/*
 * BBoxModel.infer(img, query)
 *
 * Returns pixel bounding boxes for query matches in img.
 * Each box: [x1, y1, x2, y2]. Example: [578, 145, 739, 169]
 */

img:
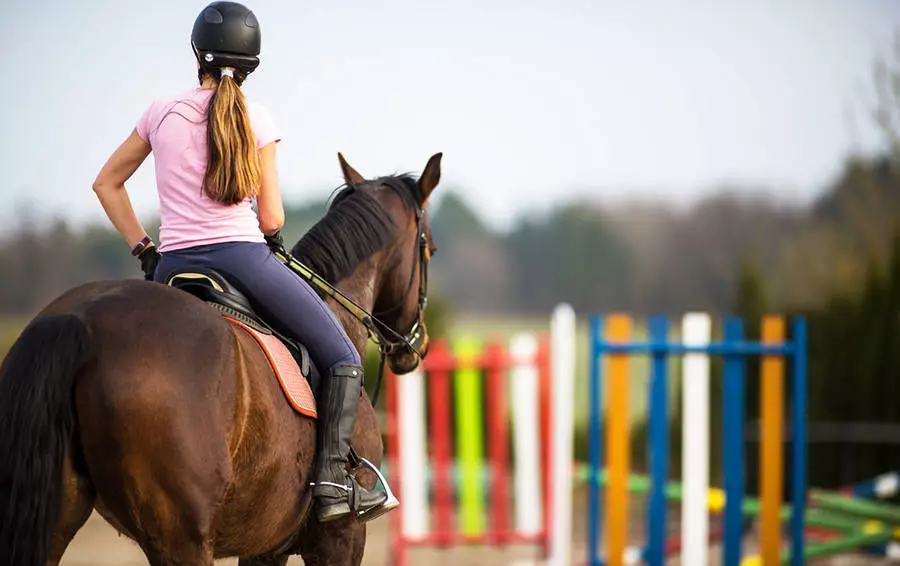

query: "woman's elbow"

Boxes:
[92, 175, 117, 195]
[259, 212, 285, 235]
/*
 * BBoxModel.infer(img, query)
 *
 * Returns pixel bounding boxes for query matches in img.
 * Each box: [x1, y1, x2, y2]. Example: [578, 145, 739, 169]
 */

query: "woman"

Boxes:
[91, 1, 389, 523]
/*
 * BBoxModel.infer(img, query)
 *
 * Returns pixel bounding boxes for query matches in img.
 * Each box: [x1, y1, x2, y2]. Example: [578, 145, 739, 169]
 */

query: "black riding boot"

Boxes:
[312, 364, 389, 522]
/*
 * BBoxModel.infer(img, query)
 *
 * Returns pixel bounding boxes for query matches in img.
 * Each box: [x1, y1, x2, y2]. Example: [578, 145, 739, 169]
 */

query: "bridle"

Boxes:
[272, 202, 430, 404]
[366, 205, 429, 404]
[372, 206, 429, 357]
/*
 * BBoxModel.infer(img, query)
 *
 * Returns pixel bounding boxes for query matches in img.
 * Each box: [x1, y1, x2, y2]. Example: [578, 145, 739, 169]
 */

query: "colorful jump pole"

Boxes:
[386, 304, 575, 566]
[722, 317, 746, 566]
[587, 313, 807, 566]
[681, 313, 712, 566]
[842, 471, 900, 500]
[549, 303, 577, 566]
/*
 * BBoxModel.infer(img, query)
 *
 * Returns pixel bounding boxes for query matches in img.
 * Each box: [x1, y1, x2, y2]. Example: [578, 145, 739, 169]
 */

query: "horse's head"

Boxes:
[336, 152, 441, 374]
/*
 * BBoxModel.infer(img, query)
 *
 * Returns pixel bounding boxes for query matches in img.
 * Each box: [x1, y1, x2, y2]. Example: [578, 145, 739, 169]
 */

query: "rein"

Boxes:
[272, 206, 429, 406]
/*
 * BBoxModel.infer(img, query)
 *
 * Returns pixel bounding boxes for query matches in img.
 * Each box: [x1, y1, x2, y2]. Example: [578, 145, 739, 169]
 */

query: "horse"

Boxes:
[0, 152, 442, 566]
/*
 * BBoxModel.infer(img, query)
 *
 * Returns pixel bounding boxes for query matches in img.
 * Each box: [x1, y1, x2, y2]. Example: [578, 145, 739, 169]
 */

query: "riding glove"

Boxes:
[137, 246, 161, 281]
[265, 231, 286, 255]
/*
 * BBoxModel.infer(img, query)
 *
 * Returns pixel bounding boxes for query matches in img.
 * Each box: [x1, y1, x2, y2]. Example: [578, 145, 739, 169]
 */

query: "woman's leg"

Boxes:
[156, 242, 359, 371]
[155, 242, 387, 521]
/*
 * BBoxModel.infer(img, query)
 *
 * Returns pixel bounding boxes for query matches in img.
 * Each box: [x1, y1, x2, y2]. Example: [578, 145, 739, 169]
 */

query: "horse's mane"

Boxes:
[290, 174, 422, 284]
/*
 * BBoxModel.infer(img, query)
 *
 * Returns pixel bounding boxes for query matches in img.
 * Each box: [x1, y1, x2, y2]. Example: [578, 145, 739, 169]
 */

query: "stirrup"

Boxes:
[350, 452, 400, 521]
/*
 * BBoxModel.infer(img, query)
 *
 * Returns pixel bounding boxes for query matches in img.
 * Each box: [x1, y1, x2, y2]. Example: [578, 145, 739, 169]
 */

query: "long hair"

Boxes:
[202, 68, 261, 205]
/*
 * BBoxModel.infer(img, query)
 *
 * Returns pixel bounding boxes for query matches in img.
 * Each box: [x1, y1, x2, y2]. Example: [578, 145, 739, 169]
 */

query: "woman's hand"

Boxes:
[93, 129, 152, 250]
[264, 230, 285, 254]
[137, 245, 161, 281]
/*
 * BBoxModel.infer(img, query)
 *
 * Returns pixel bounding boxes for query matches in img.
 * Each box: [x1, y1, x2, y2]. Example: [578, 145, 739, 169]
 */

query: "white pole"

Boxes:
[398, 368, 429, 540]
[548, 304, 576, 566]
[874, 472, 900, 499]
[681, 313, 711, 566]
[510, 333, 543, 536]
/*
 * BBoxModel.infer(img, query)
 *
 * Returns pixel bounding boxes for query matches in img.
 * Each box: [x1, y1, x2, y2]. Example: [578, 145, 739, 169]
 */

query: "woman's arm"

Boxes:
[256, 141, 284, 236]
[92, 129, 153, 249]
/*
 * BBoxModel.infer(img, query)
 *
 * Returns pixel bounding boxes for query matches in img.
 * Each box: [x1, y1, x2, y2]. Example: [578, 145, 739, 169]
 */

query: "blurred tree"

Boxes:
[505, 203, 633, 315]
[732, 258, 767, 494]
[282, 200, 328, 250]
[797, 230, 900, 488]
[430, 192, 489, 243]
[649, 193, 799, 315]
[429, 192, 512, 313]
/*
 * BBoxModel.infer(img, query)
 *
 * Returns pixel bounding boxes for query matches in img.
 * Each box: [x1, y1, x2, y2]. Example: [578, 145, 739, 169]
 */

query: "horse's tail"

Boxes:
[0, 314, 92, 566]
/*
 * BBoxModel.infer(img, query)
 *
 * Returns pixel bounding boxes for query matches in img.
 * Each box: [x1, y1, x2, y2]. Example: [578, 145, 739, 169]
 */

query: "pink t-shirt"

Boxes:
[135, 88, 281, 252]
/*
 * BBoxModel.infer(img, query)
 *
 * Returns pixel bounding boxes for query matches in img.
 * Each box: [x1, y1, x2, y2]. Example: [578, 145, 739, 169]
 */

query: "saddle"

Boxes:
[166, 268, 400, 512]
[165, 268, 319, 418]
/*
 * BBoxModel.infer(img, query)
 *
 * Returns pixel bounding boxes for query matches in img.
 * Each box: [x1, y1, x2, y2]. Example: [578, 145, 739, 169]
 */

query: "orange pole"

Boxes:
[605, 315, 632, 566]
[760, 316, 785, 565]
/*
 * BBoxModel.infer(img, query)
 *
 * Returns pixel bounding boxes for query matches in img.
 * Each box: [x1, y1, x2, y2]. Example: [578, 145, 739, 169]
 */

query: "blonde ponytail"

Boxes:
[203, 69, 261, 205]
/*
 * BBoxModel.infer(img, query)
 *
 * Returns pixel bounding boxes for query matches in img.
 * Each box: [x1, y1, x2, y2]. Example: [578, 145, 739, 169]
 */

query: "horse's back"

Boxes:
[54, 279, 316, 555]
[61, 280, 242, 539]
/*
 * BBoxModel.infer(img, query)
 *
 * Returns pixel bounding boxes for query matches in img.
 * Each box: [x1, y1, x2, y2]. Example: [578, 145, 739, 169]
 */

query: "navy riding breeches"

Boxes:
[154, 241, 361, 371]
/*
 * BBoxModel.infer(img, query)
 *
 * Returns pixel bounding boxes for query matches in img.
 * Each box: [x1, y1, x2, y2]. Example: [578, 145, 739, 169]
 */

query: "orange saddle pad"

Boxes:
[226, 317, 317, 419]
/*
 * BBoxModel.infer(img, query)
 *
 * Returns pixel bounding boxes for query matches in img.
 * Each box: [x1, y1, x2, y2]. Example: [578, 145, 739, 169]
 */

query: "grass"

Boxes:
[0, 316, 29, 361]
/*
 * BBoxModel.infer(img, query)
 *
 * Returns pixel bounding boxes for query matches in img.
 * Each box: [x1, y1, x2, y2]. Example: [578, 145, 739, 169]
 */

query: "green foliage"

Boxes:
[797, 230, 900, 488]
[505, 204, 632, 315]
[281, 200, 328, 250]
[732, 259, 767, 493]
[0, 317, 29, 362]
[430, 192, 489, 244]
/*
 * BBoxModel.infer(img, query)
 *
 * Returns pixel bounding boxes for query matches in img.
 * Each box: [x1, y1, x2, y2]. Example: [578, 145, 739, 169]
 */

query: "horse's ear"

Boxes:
[419, 152, 442, 203]
[338, 152, 366, 186]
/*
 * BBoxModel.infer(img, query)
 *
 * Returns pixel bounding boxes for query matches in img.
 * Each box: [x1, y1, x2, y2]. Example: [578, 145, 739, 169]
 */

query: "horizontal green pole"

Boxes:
[577, 467, 779, 519]
[745, 528, 894, 565]
[805, 509, 872, 533]
[578, 467, 891, 532]
[810, 489, 900, 524]
[787, 529, 891, 564]
[580, 466, 900, 565]
[581, 466, 900, 564]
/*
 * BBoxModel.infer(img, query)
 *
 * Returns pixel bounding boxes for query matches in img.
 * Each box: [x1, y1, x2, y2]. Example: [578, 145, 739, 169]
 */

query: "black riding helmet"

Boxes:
[191, 1, 261, 74]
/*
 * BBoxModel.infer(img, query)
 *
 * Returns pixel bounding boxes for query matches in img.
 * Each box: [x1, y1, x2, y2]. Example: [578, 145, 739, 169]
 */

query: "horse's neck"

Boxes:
[330, 256, 382, 364]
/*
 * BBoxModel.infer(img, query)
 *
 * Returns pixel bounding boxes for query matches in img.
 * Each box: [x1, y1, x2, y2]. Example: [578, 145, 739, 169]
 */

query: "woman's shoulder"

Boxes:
[246, 98, 274, 119]
[137, 89, 211, 140]
[143, 89, 212, 115]
[245, 99, 281, 147]
[246, 99, 278, 129]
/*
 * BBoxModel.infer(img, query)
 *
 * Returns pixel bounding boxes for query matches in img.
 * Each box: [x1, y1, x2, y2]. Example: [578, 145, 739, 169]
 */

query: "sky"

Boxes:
[1, 0, 898, 231]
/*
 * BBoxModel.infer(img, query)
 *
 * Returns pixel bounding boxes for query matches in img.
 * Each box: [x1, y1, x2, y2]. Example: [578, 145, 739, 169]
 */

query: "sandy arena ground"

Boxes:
[61, 510, 552, 566]
[61, 501, 894, 566]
